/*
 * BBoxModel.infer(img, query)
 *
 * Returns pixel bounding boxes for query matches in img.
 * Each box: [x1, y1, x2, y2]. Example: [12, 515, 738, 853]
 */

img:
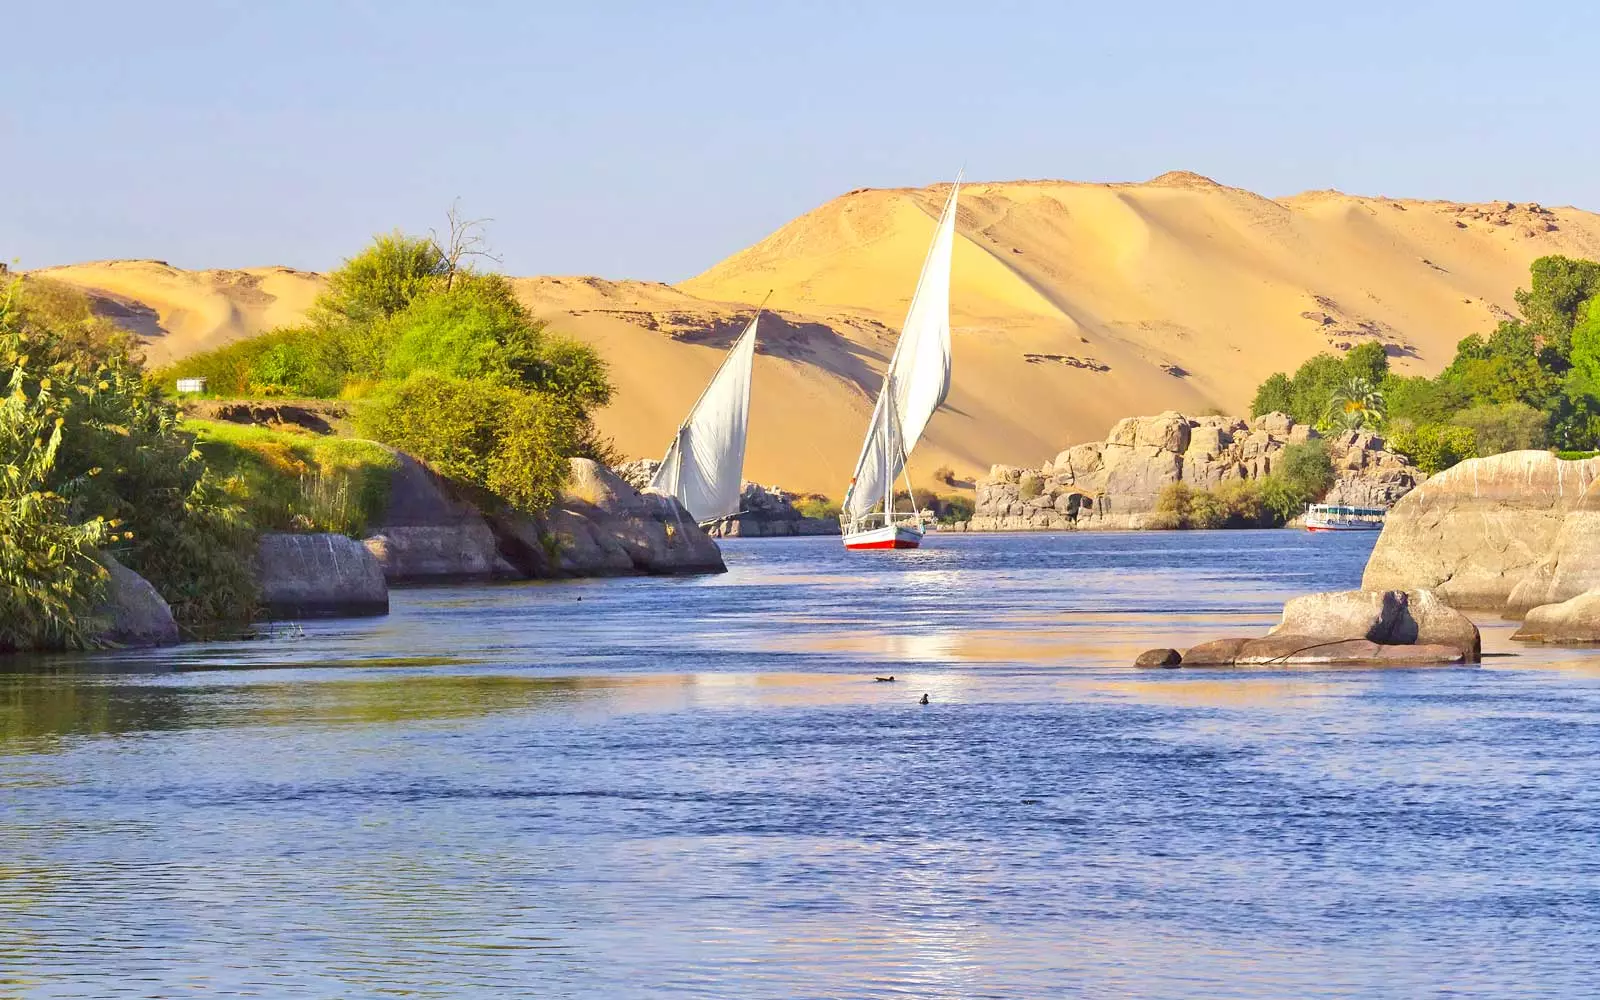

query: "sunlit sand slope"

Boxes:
[33, 173, 1600, 493]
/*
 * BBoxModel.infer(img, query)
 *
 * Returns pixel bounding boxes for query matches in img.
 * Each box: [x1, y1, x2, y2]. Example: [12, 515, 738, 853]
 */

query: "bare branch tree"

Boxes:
[430, 199, 501, 291]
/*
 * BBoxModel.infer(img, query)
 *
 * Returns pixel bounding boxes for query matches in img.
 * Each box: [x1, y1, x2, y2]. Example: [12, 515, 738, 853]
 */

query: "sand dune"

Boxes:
[31, 174, 1600, 494]
[29, 259, 323, 368]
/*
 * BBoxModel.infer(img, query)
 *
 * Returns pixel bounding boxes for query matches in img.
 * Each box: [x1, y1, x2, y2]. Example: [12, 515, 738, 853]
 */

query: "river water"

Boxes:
[3, 531, 1599, 998]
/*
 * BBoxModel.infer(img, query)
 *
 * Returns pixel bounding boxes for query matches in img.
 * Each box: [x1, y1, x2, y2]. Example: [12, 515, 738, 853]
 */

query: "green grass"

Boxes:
[1557, 449, 1600, 461]
[187, 420, 398, 537]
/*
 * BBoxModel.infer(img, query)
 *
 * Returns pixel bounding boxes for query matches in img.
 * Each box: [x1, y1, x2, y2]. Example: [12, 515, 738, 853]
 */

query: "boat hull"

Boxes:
[842, 524, 923, 550]
[1304, 523, 1383, 532]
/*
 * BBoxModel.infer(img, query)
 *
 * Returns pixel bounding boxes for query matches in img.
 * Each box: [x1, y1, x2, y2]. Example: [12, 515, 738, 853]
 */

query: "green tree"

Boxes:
[1343, 341, 1390, 385]
[1449, 402, 1546, 455]
[1251, 372, 1293, 418]
[1516, 255, 1600, 354]
[313, 233, 448, 327]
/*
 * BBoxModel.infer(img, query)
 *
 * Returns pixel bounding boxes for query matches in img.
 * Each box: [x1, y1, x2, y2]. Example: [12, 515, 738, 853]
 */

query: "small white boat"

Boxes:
[1304, 503, 1386, 532]
[841, 175, 960, 551]
[649, 304, 763, 524]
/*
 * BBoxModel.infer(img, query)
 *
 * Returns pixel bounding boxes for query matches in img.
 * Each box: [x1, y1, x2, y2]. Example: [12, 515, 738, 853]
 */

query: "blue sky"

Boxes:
[4, 0, 1597, 280]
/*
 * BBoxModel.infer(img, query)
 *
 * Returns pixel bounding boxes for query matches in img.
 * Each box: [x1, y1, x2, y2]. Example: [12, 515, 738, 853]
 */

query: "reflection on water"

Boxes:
[3, 531, 1600, 997]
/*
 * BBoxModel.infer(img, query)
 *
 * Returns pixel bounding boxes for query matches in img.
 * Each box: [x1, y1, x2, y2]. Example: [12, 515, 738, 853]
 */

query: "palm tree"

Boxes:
[1327, 376, 1385, 430]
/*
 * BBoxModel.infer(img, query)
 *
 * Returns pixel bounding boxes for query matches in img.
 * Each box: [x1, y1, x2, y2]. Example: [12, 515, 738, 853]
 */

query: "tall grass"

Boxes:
[187, 420, 398, 537]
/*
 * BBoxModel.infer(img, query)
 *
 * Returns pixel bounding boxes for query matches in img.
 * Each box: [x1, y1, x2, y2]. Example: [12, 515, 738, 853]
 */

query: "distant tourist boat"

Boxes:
[1303, 502, 1386, 532]
[649, 299, 765, 525]
[841, 174, 960, 551]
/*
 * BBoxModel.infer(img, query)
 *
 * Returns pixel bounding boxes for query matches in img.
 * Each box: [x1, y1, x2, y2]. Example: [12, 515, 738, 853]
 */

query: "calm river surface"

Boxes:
[4, 531, 1600, 998]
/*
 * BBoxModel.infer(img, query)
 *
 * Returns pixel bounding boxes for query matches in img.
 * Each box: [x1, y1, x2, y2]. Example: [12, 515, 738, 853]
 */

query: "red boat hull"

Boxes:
[842, 524, 923, 550]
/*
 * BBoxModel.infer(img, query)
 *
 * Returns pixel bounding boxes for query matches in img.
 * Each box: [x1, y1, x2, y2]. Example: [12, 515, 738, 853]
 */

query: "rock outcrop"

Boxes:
[614, 461, 840, 537]
[363, 454, 517, 582]
[705, 483, 841, 538]
[1362, 451, 1600, 611]
[360, 455, 724, 581]
[966, 411, 1421, 531]
[490, 460, 726, 578]
[1141, 588, 1479, 666]
[93, 553, 181, 647]
[257, 533, 390, 618]
[1512, 591, 1600, 643]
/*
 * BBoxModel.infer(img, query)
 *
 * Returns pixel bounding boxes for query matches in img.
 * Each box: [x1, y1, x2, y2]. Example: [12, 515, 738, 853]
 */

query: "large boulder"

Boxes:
[1165, 588, 1478, 666]
[1511, 591, 1600, 643]
[93, 553, 180, 647]
[1362, 451, 1600, 610]
[257, 533, 389, 618]
[1268, 590, 1405, 642]
[365, 453, 509, 582]
[1503, 477, 1600, 615]
[363, 524, 516, 582]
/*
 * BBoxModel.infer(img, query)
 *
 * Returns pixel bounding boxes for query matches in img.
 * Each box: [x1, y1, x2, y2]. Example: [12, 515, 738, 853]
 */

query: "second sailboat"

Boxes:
[840, 175, 960, 550]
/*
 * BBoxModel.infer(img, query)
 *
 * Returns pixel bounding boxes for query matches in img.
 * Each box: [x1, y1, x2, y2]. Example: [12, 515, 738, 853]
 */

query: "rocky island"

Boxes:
[960, 411, 1422, 531]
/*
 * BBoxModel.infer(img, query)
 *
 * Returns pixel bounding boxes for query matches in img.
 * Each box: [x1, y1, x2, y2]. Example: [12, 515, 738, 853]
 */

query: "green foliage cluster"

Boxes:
[0, 369, 110, 651]
[188, 420, 398, 537]
[793, 495, 841, 521]
[1251, 256, 1600, 474]
[0, 279, 258, 646]
[157, 232, 615, 514]
[356, 373, 579, 513]
[1150, 440, 1334, 529]
[1018, 473, 1044, 501]
[935, 493, 976, 524]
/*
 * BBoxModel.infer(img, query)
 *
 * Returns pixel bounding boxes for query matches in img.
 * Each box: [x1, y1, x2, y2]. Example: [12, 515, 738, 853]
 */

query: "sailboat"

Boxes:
[840, 175, 960, 550]
[648, 305, 762, 524]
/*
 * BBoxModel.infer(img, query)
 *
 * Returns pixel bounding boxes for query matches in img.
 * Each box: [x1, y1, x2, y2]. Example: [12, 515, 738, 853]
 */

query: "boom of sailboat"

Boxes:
[648, 173, 961, 551]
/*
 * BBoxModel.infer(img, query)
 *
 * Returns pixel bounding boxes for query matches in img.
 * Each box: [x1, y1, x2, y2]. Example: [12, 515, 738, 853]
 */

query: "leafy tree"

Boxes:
[1449, 402, 1546, 455]
[1516, 255, 1600, 354]
[1250, 372, 1293, 418]
[1343, 341, 1390, 385]
[313, 233, 448, 327]
[1383, 373, 1468, 426]
[1288, 354, 1348, 427]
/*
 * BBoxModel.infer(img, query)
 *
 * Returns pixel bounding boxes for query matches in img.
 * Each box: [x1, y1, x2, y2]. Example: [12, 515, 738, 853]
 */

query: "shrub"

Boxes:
[794, 495, 841, 521]
[356, 372, 578, 513]
[1148, 482, 1194, 530]
[937, 494, 975, 524]
[1, 278, 258, 635]
[931, 464, 957, 486]
[1276, 439, 1335, 498]
[1214, 479, 1270, 526]
[1388, 422, 1478, 475]
[0, 370, 111, 651]
[1018, 473, 1043, 501]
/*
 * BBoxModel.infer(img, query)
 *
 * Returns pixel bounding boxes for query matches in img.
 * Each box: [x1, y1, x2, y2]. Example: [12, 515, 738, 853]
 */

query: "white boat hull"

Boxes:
[842, 524, 923, 550]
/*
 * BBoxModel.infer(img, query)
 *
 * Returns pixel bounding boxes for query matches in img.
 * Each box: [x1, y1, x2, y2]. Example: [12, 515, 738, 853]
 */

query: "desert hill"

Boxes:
[29, 173, 1600, 494]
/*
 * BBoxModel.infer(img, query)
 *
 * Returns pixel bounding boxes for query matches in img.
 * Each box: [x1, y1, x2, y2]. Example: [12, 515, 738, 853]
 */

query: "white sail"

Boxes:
[650, 313, 759, 521]
[844, 178, 959, 522]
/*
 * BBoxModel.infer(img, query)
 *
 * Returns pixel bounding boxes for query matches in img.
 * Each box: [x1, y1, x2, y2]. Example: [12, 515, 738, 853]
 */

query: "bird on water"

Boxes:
[919, 693, 930, 705]
[875, 676, 895, 682]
